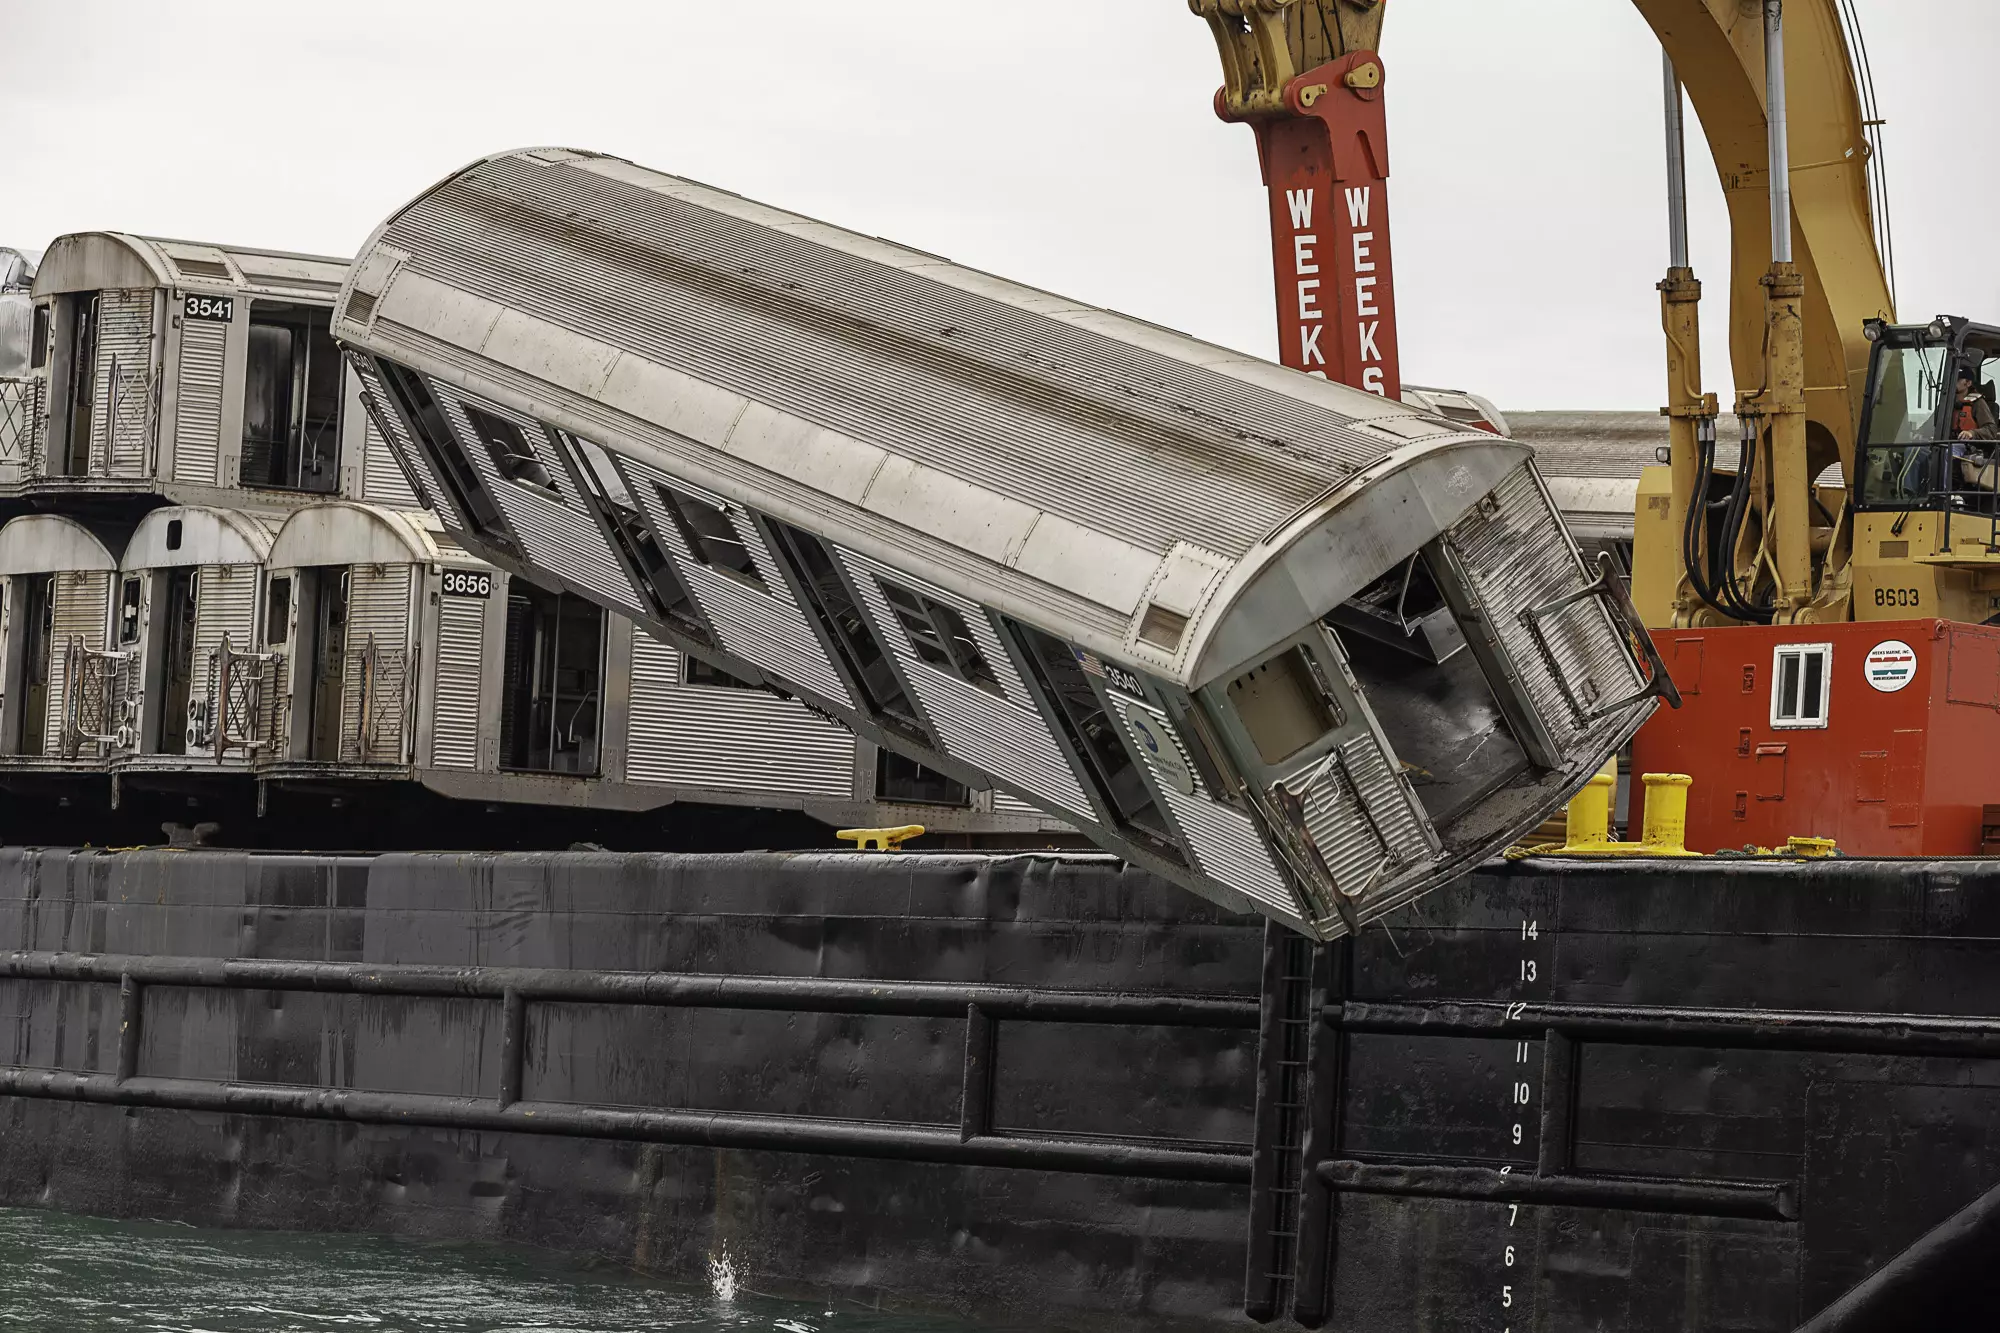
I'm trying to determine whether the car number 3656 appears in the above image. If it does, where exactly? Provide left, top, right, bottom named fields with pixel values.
left=441, top=571, right=492, bottom=598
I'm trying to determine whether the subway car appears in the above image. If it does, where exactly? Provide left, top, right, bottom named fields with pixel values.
left=333, top=147, right=1674, bottom=938
left=0, top=233, right=1065, bottom=842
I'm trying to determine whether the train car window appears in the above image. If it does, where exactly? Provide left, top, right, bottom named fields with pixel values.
left=876, top=750, right=969, bottom=806
left=498, top=581, right=603, bottom=775
left=548, top=431, right=711, bottom=646
left=464, top=405, right=558, bottom=494
left=373, top=359, right=513, bottom=544
left=569, top=435, right=633, bottom=508
left=29, top=305, right=47, bottom=370
left=1227, top=646, right=1344, bottom=766
left=684, top=656, right=757, bottom=690
left=879, top=581, right=1000, bottom=695
left=117, top=576, right=141, bottom=645
left=1011, top=621, right=1173, bottom=845
left=241, top=301, right=340, bottom=493
left=657, top=485, right=766, bottom=590
left=264, top=576, right=291, bottom=646
left=765, top=519, right=920, bottom=729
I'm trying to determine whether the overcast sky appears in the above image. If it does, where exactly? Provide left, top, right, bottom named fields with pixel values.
left=7, top=0, right=1995, bottom=409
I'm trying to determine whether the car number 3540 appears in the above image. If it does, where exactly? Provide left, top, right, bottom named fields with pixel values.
left=441, top=571, right=492, bottom=598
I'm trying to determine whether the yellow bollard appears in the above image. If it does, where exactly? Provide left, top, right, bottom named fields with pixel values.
left=835, top=824, right=926, bottom=851
left=1638, top=773, right=1694, bottom=854
left=1514, top=763, right=1700, bottom=858
left=1559, top=760, right=1618, bottom=851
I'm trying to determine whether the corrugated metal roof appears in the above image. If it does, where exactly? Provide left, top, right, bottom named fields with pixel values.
left=1509, top=411, right=1664, bottom=480
left=359, top=149, right=1484, bottom=565
left=32, top=232, right=348, bottom=304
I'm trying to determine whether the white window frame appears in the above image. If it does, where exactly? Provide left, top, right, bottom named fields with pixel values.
left=1769, top=642, right=1833, bottom=729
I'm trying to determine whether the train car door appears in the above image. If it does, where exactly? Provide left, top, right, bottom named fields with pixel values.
left=16, top=574, right=52, bottom=755
left=154, top=568, right=198, bottom=755
left=306, top=567, right=348, bottom=762
left=499, top=580, right=603, bottom=775
left=59, top=293, right=98, bottom=477
left=114, top=573, right=143, bottom=750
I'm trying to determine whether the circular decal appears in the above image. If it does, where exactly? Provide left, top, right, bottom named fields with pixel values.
left=1864, top=639, right=1917, bottom=693
left=1126, top=711, right=1196, bottom=797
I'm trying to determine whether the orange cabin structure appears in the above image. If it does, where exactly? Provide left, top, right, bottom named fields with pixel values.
left=1632, top=619, right=2000, bottom=855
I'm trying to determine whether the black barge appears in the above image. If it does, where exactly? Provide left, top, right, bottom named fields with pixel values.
left=3, top=847, right=1997, bottom=1330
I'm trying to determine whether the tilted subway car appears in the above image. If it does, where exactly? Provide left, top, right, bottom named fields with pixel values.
left=334, top=147, right=1673, bottom=938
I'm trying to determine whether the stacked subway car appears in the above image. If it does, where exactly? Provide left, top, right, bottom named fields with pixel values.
left=332, top=147, right=1670, bottom=938
left=0, top=232, right=1065, bottom=839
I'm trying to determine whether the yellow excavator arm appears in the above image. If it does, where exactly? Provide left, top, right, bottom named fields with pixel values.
left=1638, top=0, right=1893, bottom=464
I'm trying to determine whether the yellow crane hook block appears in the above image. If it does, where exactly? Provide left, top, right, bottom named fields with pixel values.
left=835, top=825, right=926, bottom=852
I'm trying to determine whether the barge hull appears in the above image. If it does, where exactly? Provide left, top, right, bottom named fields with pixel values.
left=5, top=849, right=2000, bottom=1329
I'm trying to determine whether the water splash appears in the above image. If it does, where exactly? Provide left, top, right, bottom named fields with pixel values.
left=706, top=1245, right=738, bottom=1304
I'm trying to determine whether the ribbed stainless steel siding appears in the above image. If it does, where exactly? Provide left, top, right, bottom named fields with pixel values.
left=430, top=590, right=483, bottom=769
left=171, top=320, right=226, bottom=485
left=434, top=389, right=647, bottom=615
left=620, top=455, right=850, bottom=705
left=349, top=356, right=447, bottom=514
left=93, top=290, right=154, bottom=477
left=991, top=791, right=1041, bottom=817
left=1445, top=463, right=1642, bottom=745
left=360, top=407, right=420, bottom=508
left=1293, top=734, right=1435, bottom=905
left=840, top=550, right=1093, bottom=819
left=378, top=154, right=1403, bottom=560
left=28, top=377, right=47, bottom=472
left=343, top=565, right=412, bottom=761
left=44, top=572, right=109, bottom=754
left=1111, top=696, right=1299, bottom=922
left=191, top=564, right=256, bottom=670
left=623, top=629, right=853, bottom=794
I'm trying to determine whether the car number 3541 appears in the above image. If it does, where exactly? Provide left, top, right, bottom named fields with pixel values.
left=182, top=293, right=234, bottom=322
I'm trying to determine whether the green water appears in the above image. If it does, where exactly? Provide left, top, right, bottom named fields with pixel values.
left=0, top=1207, right=993, bottom=1332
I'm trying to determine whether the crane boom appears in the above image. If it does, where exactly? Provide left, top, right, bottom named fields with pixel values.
left=1194, top=0, right=1895, bottom=625
left=1193, top=1, right=1399, bottom=398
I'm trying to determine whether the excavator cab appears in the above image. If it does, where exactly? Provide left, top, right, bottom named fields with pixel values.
left=1855, top=316, right=2000, bottom=515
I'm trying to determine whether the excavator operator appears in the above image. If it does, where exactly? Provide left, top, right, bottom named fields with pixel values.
left=1953, top=361, right=2000, bottom=495
left=1957, top=364, right=1998, bottom=440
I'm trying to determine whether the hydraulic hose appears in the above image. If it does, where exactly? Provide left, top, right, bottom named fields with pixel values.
left=1717, top=428, right=1776, bottom=623
left=1680, top=416, right=1775, bottom=624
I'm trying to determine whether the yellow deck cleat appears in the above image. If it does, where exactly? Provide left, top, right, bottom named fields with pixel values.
left=835, top=825, right=926, bottom=852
